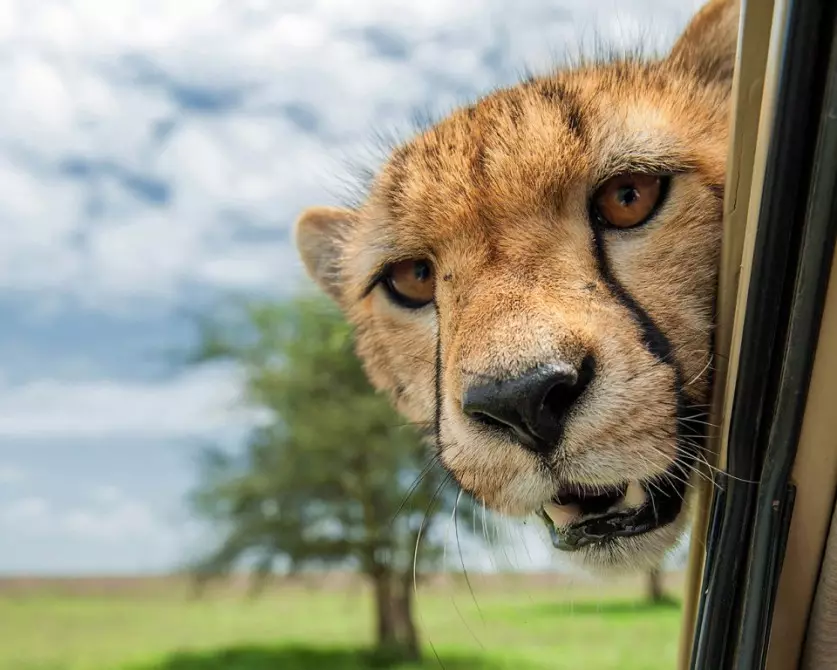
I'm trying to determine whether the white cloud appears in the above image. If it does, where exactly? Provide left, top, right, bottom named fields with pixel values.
left=0, top=486, right=195, bottom=573
left=1, top=496, right=48, bottom=523
left=0, top=465, right=26, bottom=484
left=0, top=488, right=169, bottom=542
left=0, top=365, right=260, bottom=439
left=0, top=0, right=703, bottom=313
left=62, top=488, right=160, bottom=541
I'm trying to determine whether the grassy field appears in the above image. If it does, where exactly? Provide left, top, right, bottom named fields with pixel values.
left=0, top=573, right=685, bottom=670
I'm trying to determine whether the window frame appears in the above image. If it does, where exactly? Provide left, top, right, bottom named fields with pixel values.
left=680, top=1, right=837, bottom=668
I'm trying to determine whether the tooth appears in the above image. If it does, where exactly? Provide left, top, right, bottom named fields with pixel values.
left=543, top=502, right=577, bottom=528
left=624, top=481, right=647, bottom=508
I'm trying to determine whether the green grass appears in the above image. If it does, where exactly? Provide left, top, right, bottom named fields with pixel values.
left=0, top=576, right=683, bottom=670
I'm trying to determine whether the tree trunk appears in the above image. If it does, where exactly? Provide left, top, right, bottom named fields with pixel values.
left=372, top=571, right=396, bottom=647
left=370, top=570, right=421, bottom=662
left=647, top=565, right=665, bottom=604
left=392, top=569, right=420, bottom=659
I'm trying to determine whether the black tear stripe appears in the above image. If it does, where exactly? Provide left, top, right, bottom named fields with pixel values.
left=433, top=304, right=443, bottom=457
left=591, top=226, right=709, bottom=529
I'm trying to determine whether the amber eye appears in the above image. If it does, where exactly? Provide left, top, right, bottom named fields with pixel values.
left=383, top=259, right=436, bottom=308
left=592, top=173, right=667, bottom=229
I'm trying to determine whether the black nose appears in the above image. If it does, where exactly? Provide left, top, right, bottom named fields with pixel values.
left=461, top=356, right=595, bottom=453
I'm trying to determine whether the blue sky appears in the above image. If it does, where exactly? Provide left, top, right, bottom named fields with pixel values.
left=0, top=0, right=703, bottom=574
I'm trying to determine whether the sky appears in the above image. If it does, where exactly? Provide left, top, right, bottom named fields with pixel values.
left=0, top=0, right=705, bottom=575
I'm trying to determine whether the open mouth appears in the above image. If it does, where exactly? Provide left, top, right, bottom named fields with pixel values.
left=539, top=474, right=686, bottom=552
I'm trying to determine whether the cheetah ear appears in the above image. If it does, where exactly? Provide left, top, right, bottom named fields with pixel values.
left=294, top=206, right=354, bottom=304
left=667, top=0, right=741, bottom=86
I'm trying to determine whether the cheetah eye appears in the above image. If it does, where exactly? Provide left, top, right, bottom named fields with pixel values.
left=592, top=173, right=668, bottom=229
left=383, top=259, right=436, bottom=309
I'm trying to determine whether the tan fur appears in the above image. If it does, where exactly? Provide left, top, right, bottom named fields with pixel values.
left=295, top=0, right=740, bottom=572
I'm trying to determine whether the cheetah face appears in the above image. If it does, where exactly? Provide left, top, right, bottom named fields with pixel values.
left=295, top=0, right=738, bottom=572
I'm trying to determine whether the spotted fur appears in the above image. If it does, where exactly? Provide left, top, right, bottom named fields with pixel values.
left=295, top=0, right=740, bottom=573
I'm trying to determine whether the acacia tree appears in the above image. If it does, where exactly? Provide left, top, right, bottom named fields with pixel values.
left=185, top=295, right=483, bottom=661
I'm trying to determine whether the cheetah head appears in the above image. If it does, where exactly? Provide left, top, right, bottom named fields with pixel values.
left=294, top=0, right=739, bottom=573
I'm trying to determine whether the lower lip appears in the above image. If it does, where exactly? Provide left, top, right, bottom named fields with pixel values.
left=540, top=478, right=685, bottom=551
left=543, top=506, right=662, bottom=551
